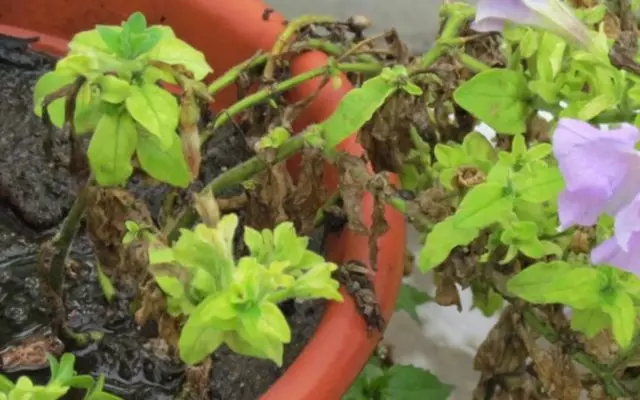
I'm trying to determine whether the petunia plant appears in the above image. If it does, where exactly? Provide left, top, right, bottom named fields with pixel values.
left=127, top=212, right=342, bottom=366
left=33, top=11, right=212, bottom=188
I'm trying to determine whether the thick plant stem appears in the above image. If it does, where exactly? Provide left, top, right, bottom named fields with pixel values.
left=420, top=8, right=474, bottom=68
left=49, top=180, right=90, bottom=295
left=200, top=62, right=382, bottom=144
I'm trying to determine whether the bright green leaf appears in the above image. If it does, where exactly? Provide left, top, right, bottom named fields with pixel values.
left=146, top=37, right=213, bottom=80
left=515, top=166, right=564, bottom=203
left=73, top=81, right=104, bottom=134
left=453, top=69, right=531, bottom=134
left=396, top=283, right=431, bottom=322
left=87, top=111, right=136, bottom=184
left=382, top=365, right=453, bottom=400
left=452, top=182, right=514, bottom=229
left=97, top=263, right=116, bottom=303
left=88, top=111, right=137, bottom=186
left=33, top=70, right=76, bottom=128
left=601, top=292, right=636, bottom=348
left=507, top=262, right=605, bottom=309
left=136, top=130, right=191, bottom=187
left=419, top=218, right=479, bottom=272
left=97, top=75, right=131, bottom=103
left=96, top=26, right=122, bottom=54
left=320, top=74, right=397, bottom=152
left=126, top=83, right=179, bottom=148
left=570, top=307, right=610, bottom=338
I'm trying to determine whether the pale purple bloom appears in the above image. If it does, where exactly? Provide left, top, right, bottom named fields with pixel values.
left=591, top=192, right=640, bottom=273
left=472, top=0, right=590, bottom=46
left=553, top=119, right=640, bottom=231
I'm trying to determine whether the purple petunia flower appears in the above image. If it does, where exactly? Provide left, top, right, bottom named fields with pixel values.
left=591, top=192, right=640, bottom=274
left=472, top=0, right=591, bottom=46
left=553, top=119, right=640, bottom=231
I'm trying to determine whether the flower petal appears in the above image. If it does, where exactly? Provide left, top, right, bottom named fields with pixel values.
left=558, top=187, right=609, bottom=230
left=614, top=192, right=640, bottom=252
left=472, top=0, right=539, bottom=32
left=591, top=235, right=640, bottom=275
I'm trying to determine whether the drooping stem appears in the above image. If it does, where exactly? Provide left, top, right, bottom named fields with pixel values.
left=200, top=62, right=383, bottom=144
left=49, top=177, right=91, bottom=295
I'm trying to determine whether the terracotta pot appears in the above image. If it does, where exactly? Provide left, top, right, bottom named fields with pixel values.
left=0, top=1, right=406, bottom=398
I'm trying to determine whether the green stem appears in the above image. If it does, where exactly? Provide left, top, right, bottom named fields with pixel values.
left=420, top=11, right=474, bottom=68
left=49, top=178, right=91, bottom=295
left=292, top=39, right=381, bottom=64
left=264, top=15, right=337, bottom=79
left=457, top=53, right=491, bottom=73
left=166, top=129, right=318, bottom=241
left=200, top=62, right=382, bottom=144
left=208, top=53, right=268, bottom=96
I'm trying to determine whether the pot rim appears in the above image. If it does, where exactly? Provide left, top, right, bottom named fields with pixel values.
left=0, top=1, right=405, bottom=398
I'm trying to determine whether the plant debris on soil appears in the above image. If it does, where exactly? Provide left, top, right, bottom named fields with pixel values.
left=0, top=40, right=327, bottom=400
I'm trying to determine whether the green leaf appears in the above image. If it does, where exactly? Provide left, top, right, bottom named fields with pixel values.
left=95, top=26, right=122, bottom=55
left=136, top=130, right=191, bottom=187
left=396, top=283, right=431, bottom=322
left=97, top=75, right=131, bottom=104
left=452, top=182, right=514, bottom=229
left=524, top=143, right=552, bottom=162
left=507, top=262, right=605, bottom=308
left=601, top=292, right=637, bottom=348
left=178, top=294, right=236, bottom=365
left=453, top=69, right=530, bottom=134
left=87, top=111, right=137, bottom=186
left=515, top=166, right=564, bottom=203
left=132, top=27, right=164, bottom=57
left=146, top=37, right=213, bottom=80
left=320, top=73, right=397, bottom=152
left=33, top=70, right=76, bottom=128
left=97, top=263, right=116, bottom=303
left=570, top=308, right=610, bottom=338
left=258, top=302, right=291, bottom=343
left=125, top=83, right=179, bottom=148
left=73, top=81, right=104, bottom=135
left=462, top=132, right=496, bottom=163
left=68, top=29, right=120, bottom=55
left=179, top=319, right=225, bottom=365
left=124, top=12, right=147, bottom=34
left=419, top=218, right=479, bottom=272
left=471, top=282, right=504, bottom=317
left=381, top=365, right=453, bottom=400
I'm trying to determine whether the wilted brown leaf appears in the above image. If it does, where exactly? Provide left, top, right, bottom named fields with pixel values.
left=245, top=162, right=293, bottom=230
left=289, top=149, right=326, bottom=235
left=85, top=187, right=154, bottom=288
left=336, top=154, right=369, bottom=235
left=182, top=357, right=212, bottom=400
left=358, top=93, right=416, bottom=173
left=474, top=307, right=529, bottom=375
left=335, top=260, right=384, bottom=333
left=434, top=274, right=462, bottom=311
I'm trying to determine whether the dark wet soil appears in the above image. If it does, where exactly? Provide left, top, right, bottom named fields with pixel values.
left=0, top=36, right=326, bottom=399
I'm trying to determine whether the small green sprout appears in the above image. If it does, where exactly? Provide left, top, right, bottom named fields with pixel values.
left=0, top=353, right=121, bottom=400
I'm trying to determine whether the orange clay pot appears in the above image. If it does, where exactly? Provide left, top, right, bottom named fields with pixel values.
left=0, top=1, right=406, bottom=399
